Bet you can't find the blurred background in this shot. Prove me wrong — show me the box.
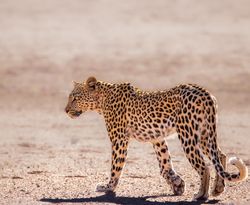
[0,0,250,204]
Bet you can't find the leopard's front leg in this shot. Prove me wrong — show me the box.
[153,139,185,195]
[96,137,129,193]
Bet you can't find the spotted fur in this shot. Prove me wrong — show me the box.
[65,76,248,200]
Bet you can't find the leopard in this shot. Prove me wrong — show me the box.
[65,76,248,200]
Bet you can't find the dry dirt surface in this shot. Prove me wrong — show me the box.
[0,0,250,204]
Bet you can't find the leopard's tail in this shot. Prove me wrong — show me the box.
[205,94,248,182]
[212,155,248,182]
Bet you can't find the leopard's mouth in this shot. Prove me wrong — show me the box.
[67,110,83,118]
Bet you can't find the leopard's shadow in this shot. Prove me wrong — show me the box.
[40,192,219,205]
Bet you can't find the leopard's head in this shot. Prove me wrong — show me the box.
[65,76,101,118]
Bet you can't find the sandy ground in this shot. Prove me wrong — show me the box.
[0,0,250,204]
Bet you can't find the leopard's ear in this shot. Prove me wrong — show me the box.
[86,76,97,91]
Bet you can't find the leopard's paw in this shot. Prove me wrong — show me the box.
[211,181,225,197]
[95,184,114,193]
[171,176,185,196]
[193,191,208,201]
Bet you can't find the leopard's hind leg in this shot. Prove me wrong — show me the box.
[212,149,226,196]
[200,131,226,197]
[199,99,226,197]
[176,124,210,200]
